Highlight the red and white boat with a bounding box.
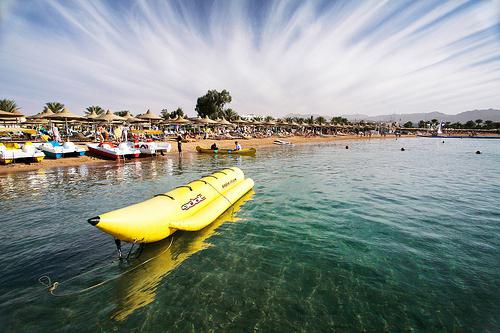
[126,141,172,155]
[87,142,140,160]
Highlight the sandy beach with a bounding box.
[0,134,403,175]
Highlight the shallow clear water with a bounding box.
[0,138,499,332]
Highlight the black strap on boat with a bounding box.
[192,179,208,185]
[217,171,227,175]
[154,194,175,200]
[203,175,218,179]
[176,185,193,191]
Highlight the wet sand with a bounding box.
[0,134,404,175]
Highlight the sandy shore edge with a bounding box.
[0,134,406,175]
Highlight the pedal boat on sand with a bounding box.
[88,167,254,245]
[196,146,256,156]
[125,141,172,155]
[0,142,45,164]
[35,141,85,159]
[87,142,140,160]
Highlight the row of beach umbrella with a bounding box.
[2,107,355,128]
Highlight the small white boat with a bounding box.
[87,142,140,160]
[274,139,293,146]
[35,141,85,159]
[0,142,45,164]
[126,141,172,155]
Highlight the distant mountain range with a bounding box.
[286,109,500,123]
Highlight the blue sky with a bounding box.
[0,0,499,116]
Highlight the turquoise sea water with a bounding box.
[0,138,499,332]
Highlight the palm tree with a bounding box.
[218,108,239,121]
[0,99,20,113]
[85,105,105,115]
[264,116,274,122]
[44,102,65,113]
[114,110,129,117]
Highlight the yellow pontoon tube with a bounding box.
[88,167,254,243]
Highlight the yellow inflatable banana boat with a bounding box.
[110,190,254,321]
[88,167,254,243]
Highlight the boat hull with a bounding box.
[87,143,140,160]
[196,146,256,156]
[0,142,45,164]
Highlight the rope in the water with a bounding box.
[38,237,174,297]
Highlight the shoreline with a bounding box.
[0,134,404,175]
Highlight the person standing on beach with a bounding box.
[121,123,129,142]
[234,141,241,150]
[177,134,183,153]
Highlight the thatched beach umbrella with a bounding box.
[136,109,161,128]
[96,110,125,122]
[45,107,81,121]
[194,116,217,125]
[85,110,100,120]
[168,115,191,125]
[218,117,232,126]
[121,111,141,123]
[0,109,25,118]
[137,109,161,121]
[232,118,247,125]
[44,107,82,138]
[263,119,276,126]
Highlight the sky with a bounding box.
[0,0,499,117]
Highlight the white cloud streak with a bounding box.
[0,0,499,116]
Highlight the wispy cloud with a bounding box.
[0,0,499,116]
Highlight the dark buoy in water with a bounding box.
[345,145,349,149]
[442,141,445,143]
[476,150,481,154]
[401,148,405,151]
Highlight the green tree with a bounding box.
[44,102,65,113]
[431,118,439,126]
[403,121,413,128]
[331,116,348,124]
[85,105,105,115]
[418,120,427,128]
[195,89,232,119]
[264,116,275,122]
[171,107,184,118]
[0,99,20,113]
[160,108,169,119]
[464,120,475,129]
[484,120,493,129]
[475,119,483,127]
